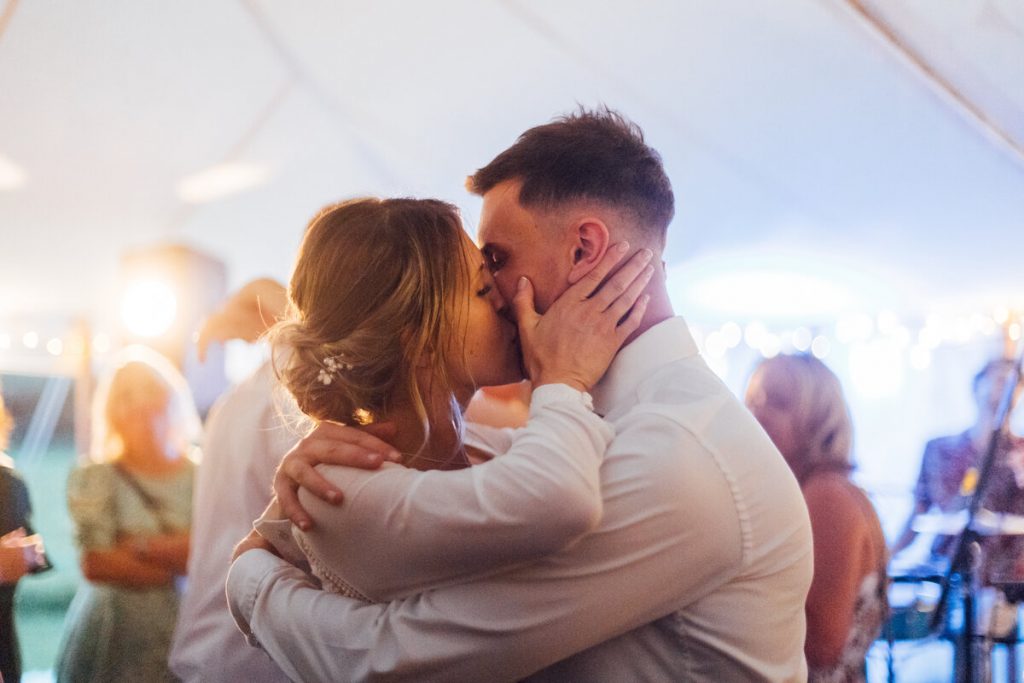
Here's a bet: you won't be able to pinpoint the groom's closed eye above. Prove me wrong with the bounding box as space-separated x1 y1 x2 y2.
481 245 507 274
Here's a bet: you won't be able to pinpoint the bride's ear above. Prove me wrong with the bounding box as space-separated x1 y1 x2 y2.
566 219 611 285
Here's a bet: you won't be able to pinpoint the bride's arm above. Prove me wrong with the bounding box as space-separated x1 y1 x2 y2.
295 383 611 600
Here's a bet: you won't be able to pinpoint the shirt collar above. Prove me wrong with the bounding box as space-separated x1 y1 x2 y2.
591 316 700 417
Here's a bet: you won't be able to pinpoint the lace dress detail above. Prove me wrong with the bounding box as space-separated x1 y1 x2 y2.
809 570 888 683
294 533 372 602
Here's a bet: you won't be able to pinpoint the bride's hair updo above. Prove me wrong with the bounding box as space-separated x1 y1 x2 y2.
270 197 471 433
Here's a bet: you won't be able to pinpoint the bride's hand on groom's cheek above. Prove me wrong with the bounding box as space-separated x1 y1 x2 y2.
274 421 402 530
514 242 653 392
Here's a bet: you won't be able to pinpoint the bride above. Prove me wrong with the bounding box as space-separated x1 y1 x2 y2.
239 195 651 606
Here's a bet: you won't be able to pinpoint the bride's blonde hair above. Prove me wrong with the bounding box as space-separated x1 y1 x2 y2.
270 198 471 447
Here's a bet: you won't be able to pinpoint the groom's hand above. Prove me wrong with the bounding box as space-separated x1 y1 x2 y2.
274 422 402 530
513 242 653 391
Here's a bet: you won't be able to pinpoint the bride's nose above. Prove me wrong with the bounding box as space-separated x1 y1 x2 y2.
498 304 516 325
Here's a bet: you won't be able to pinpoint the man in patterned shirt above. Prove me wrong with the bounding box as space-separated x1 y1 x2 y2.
891 358 1024 584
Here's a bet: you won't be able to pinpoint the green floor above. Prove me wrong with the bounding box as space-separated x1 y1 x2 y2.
10 442 80 674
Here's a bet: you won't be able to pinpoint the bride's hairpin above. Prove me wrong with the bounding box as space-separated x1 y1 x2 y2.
318 355 353 385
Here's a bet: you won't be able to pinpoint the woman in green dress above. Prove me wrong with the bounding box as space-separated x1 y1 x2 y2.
56 346 200 682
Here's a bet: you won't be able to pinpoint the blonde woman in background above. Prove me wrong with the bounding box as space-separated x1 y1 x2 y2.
745 354 888 683
56 346 199 683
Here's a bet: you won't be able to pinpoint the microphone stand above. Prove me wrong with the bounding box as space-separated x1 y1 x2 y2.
929 346 1024 683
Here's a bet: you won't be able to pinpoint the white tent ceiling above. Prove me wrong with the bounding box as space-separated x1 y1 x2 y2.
1 0 1022 330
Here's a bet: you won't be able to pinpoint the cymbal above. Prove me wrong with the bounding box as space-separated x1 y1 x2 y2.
912 509 1024 536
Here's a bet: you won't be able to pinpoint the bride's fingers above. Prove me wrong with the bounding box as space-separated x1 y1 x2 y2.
315 422 400 460
564 241 630 300
605 262 655 323
615 294 651 343
273 467 316 530
274 482 310 530
589 248 653 312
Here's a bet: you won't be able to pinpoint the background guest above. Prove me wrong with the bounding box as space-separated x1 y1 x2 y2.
170 279 295 683
0 386 48 683
463 381 532 429
56 347 199 682
890 358 1024 583
746 353 888 682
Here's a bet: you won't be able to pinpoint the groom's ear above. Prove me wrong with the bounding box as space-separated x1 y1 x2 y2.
566 219 611 285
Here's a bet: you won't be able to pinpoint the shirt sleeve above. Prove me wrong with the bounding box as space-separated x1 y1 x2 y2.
293 383 613 600
66 464 118 550
912 441 935 509
226 409 746 682
463 421 518 460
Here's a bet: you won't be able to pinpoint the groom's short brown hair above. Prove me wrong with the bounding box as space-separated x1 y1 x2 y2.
467 107 674 241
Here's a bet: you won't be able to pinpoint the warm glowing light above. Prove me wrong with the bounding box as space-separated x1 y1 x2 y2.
0 333 9 350
791 327 812 352
177 162 271 203
1010 323 1022 342
22 331 39 349
0 153 26 191
759 334 781 359
46 338 63 356
92 333 112 353
994 307 1010 325
66 333 86 357
121 280 178 337
744 322 768 349
720 322 742 349
810 336 831 359
836 313 874 344
849 340 905 398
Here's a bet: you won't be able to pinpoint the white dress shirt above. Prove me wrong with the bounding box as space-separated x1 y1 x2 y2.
170 363 296 683
228 317 814 682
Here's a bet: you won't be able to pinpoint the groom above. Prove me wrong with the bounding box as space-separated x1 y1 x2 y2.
228 108 813 681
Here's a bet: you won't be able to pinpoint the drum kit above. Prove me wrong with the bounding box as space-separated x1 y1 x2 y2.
884 348 1024 683
883 513 1024 682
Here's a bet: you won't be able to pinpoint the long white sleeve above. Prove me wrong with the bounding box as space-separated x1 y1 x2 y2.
226 382 617 681
283 383 612 600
